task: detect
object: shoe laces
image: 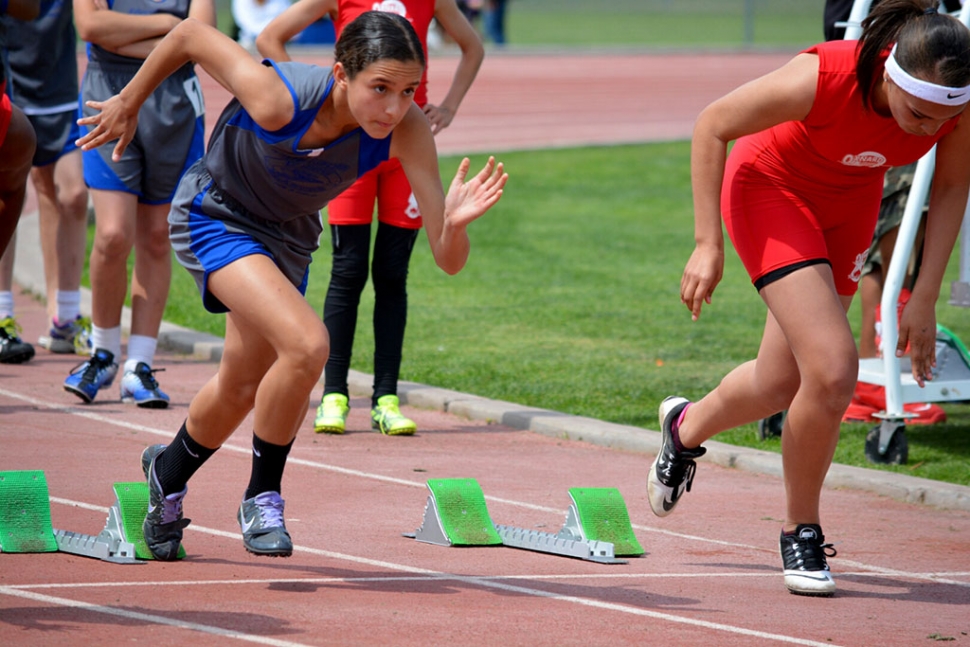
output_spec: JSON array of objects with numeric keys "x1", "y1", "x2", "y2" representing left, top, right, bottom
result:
[
  {"x1": 71, "y1": 351, "x2": 113, "y2": 381},
  {"x1": 321, "y1": 394, "x2": 349, "y2": 415},
  {"x1": 253, "y1": 492, "x2": 285, "y2": 528},
  {"x1": 73, "y1": 316, "x2": 92, "y2": 353},
  {"x1": 0, "y1": 316, "x2": 23, "y2": 340},
  {"x1": 133, "y1": 365, "x2": 165, "y2": 390},
  {"x1": 374, "y1": 397, "x2": 405, "y2": 420},
  {"x1": 787, "y1": 530, "x2": 838, "y2": 571},
  {"x1": 659, "y1": 442, "x2": 705, "y2": 492},
  {"x1": 158, "y1": 488, "x2": 187, "y2": 525}
]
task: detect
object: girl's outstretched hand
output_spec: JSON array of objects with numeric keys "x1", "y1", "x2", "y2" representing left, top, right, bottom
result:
[
  {"x1": 444, "y1": 157, "x2": 507, "y2": 228},
  {"x1": 76, "y1": 94, "x2": 139, "y2": 162}
]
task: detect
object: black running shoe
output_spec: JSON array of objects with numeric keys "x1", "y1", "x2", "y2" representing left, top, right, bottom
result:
[
  {"x1": 141, "y1": 444, "x2": 191, "y2": 561},
  {"x1": 238, "y1": 491, "x2": 293, "y2": 557},
  {"x1": 0, "y1": 316, "x2": 35, "y2": 364},
  {"x1": 647, "y1": 396, "x2": 707, "y2": 517},
  {"x1": 780, "y1": 524, "x2": 837, "y2": 596}
]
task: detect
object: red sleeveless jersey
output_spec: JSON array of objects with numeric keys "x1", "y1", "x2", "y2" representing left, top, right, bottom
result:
[
  {"x1": 733, "y1": 39, "x2": 960, "y2": 204},
  {"x1": 333, "y1": 0, "x2": 434, "y2": 107}
]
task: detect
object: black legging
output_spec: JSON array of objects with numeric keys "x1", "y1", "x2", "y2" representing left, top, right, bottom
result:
[{"x1": 322, "y1": 222, "x2": 418, "y2": 406}]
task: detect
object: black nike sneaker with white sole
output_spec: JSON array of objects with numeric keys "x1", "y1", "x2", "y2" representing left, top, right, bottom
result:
[
  {"x1": 647, "y1": 395, "x2": 707, "y2": 517},
  {"x1": 780, "y1": 524, "x2": 837, "y2": 596}
]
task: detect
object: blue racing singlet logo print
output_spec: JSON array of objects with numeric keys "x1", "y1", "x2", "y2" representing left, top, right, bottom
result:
[{"x1": 841, "y1": 151, "x2": 887, "y2": 168}]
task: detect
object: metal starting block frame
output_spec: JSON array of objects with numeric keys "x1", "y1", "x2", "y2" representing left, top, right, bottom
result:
[
  {"x1": 408, "y1": 479, "x2": 643, "y2": 565},
  {"x1": 0, "y1": 472, "x2": 166, "y2": 564},
  {"x1": 495, "y1": 524, "x2": 625, "y2": 564},
  {"x1": 54, "y1": 501, "x2": 140, "y2": 565}
]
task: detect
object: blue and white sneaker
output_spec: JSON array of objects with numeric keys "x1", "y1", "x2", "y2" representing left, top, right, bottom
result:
[
  {"x1": 120, "y1": 363, "x2": 170, "y2": 409},
  {"x1": 238, "y1": 491, "x2": 293, "y2": 557},
  {"x1": 63, "y1": 348, "x2": 118, "y2": 403}
]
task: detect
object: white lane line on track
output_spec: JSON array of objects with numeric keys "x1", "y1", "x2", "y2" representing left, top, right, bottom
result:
[
  {"x1": 0, "y1": 387, "x2": 761, "y2": 551},
  {"x1": 9, "y1": 570, "x2": 970, "y2": 591},
  {"x1": 6, "y1": 500, "x2": 841, "y2": 647},
  {"x1": 3, "y1": 388, "x2": 967, "y2": 645},
  {"x1": 0, "y1": 586, "x2": 311, "y2": 647},
  {"x1": 7, "y1": 386, "x2": 967, "y2": 586}
]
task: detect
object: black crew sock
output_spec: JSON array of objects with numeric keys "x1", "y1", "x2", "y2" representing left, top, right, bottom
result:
[
  {"x1": 244, "y1": 433, "x2": 294, "y2": 501},
  {"x1": 154, "y1": 421, "x2": 217, "y2": 494}
]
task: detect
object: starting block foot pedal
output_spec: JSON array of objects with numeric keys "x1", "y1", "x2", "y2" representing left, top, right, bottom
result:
[
  {"x1": 558, "y1": 487, "x2": 644, "y2": 557},
  {"x1": 409, "y1": 478, "x2": 503, "y2": 546},
  {"x1": 111, "y1": 481, "x2": 186, "y2": 560},
  {"x1": 495, "y1": 524, "x2": 627, "y2": 564},
  {"x1": 0, "y1": 470, "x2": 58, "y2": 553}
]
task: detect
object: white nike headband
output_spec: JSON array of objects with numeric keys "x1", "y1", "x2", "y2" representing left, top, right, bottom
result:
[{"x1": 885, "y1": 44, "x2": 970, "y2": 106}]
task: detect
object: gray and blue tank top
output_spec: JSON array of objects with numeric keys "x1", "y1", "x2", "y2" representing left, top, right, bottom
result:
[
  {"x1": 203, "y1": 60, "x2": 393, "y2": 223},
  {"x1": 3, "y1": 0, "x2": 78, "y2": 110}
]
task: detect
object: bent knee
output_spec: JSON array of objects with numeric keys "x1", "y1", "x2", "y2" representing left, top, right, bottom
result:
[{"x1": 282, "y1": 325, "x2": 329, "y2": 379}]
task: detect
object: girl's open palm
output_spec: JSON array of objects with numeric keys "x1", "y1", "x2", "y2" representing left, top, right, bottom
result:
[
  {"x1": 76, "y1": 94, "x2": 140, "y2": 162},
  {"x1": 444, "y1": 157, "x2": 507, "y2": 227}
]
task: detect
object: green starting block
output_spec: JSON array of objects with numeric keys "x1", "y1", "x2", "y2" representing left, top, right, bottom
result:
[
  {"x1": 411, "y1": 478, "x2": 503, "y2": 546},
  {"x1": 0, "y1": 470, "x2": 58, "y2": 553},
  {"x1": 407, "y1": 479, "x2": 643, "y2": 564},
  {"x1": 560, "y1": 487, "x2": 645, "y2": 557},
  {"x1": 110, "y1": 481, "x2": 185, "y2": 561},
  {"x1": 0, "y1": 471, "x2": 182, "y2": 563}
]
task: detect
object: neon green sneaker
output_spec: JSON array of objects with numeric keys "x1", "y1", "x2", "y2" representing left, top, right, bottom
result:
[
  {"x1": 371, "y1": 395, "x2": 417, "y2": 436},
  {"x1": 314, "y1": 393, "x2": 349, "y2": 434}
]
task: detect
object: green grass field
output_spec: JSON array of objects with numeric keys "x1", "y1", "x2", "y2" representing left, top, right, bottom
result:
[
  {"x1": 90, "y1": 142, "x2": 970, "y2": 487},
  {"x1": 216, "y1": 0, "x2": 827, "y2": 49}
]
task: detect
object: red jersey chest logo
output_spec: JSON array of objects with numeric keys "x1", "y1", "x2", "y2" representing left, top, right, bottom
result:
[{"x1": 841, "y1": 151, "x2": 887, "y2": 168}]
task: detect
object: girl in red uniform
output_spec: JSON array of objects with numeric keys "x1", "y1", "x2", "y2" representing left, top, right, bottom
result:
[
  {"x1": 258, "y1": 0, "x2": 483, "y2": 436},
  {"x1": 647, "y1": 0, "x2": 970, "y2": 597}
]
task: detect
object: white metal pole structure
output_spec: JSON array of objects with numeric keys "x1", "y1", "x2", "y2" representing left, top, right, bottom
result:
[
  {"x1": 950, "y1": 0, "x2": 970, "y2": 308},
  {"x1": 875, "y1": 1, "x2": 970, "y2": 420}
]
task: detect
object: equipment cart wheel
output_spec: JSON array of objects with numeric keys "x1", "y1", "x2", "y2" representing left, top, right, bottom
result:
[
  {"x1": 865, "y1": 420, "x2": 909, "y2": 465},
  {"x1": 757, "y1": 411, "x2": 785, "y2": 440}
]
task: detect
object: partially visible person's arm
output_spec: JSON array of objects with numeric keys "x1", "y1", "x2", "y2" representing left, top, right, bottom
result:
[
  {"x1": 108, "y1": 0, "x2": 218, "y2": 59},
  {"x1": 256, "y1": 0, "x2": 338, "y2": 61},
  {"x1": 392, "y1": 104, "x2": 506, "y2": 275},
  {"x1": 683, "y1": 52, "x2": 818, "y2": 321},
  {"x1": 424, "y1": 0, "x2": 484, "y2": 134},
  {"x1": 77, "y1": 19, "x2": 294, "y2": 159},
  {"x1": 74, "y1": 0, "x2": 181, "y2": 50},
  {"x1": 899, "y1": 115, "x2": 970, "y2": 385}
]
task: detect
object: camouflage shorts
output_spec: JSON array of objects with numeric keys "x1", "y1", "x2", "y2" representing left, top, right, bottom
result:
[{"x1": 863, "y1": 162, "x2": 926, "y2": 276}]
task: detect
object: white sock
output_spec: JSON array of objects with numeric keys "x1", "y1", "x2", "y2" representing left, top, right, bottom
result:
[
  {"x1": 91, "y1": 325, "x2": 122, "y2": 359},
  {"x1": 55, "y1": 290, "x2": 82, "y2": 323},
  {"x1": 0, "y1": 291, "x2": 14, "y2": 319},
  {"x1": 125, "y1": 334, "x2": 158, "y2": 372}
]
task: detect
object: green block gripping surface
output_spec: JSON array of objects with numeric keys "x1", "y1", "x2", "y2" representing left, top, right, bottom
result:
[
  {"x1": 568, "y1": 487, "x2": 644, "y2": 556},
  {"x1": 113, "y1": 482, "x2": 185, "y2": 560},
  {"x1": 426, "y1": 478, "x2": 502, "y2": 546},
  {"x1": 0, "y1": 470, "x2": 58, "y2": 553}
]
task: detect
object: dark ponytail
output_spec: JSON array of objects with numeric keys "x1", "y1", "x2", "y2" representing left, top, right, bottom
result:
[
  {"x1": 334, "y1": 11, "x2": 426, "y2": 80},
  {"x1": 856, "y1": 0, "x2": 970, "y2": 109}
]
